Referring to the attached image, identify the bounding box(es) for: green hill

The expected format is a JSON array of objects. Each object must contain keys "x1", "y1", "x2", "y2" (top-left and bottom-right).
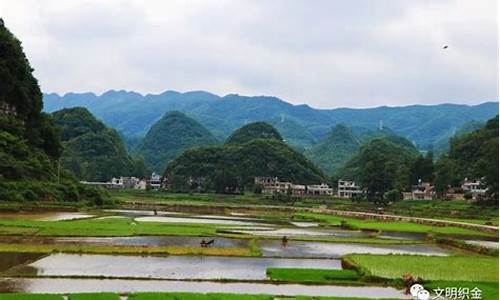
[
  {"x1": 305, "y1": 124, "x2": 360, "y2": 175},
  {"x1": 226, "y1": 122, "x2": 283, "y2": 144},
  {"x1": 434, "y1": 116, "x2": 498, "y2": 199},
  {"x1": 135, "y1": 111, "x2": 218, "y2": 172},
  {"x1": 334, "y1": 137, "x2": 419, "y2": 199},
  {"x1": 165, "y1": 123, "x2": 326, "y2": 193},
  {"x1": 0, "y1": 21, "x2": 105, "y2": 204},
  {"x1": 305, "y1": 124, "x2": 415, "y2": 176},
  {"x1": 433, "y1": 120, "x2": 485, "y2": 155},
  {"x1": 52, "y1": 107, "x2": 147, "y2": 182},
  {"x1": 44, "y1": 89, "x2": 498, "y2": 151},
  {"x1": 268, "y1": 117, "x2": 316, "y2": 150}
]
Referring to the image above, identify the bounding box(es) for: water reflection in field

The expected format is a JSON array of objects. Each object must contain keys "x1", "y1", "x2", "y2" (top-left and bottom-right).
[
  {"x1": 258, "y1": 240, "x2": 450, "y2": 258},
  {"x1": 27, "y1": 253, "x2": 341, "y2": 280},
  {"x1": 0, "y1": 277, "x2": 409, "y2": 298},
  {"x1": 0, "y1": 252, "x2": 45, "y2": 273}
]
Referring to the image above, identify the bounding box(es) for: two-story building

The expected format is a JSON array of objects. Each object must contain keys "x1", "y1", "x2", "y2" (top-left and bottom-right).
[
  {"x1": 403, "y1": 180, "x2": 436, "y2": 200},
  {"x1": 306, "y1": 183, "x2": 334, "y2": 196},
  {"x1": 337, "y1": 180, "x2": 363, "y2": 199},
  {"x1": 462, "y1": 178, "x2": 487, "y2": 200}
]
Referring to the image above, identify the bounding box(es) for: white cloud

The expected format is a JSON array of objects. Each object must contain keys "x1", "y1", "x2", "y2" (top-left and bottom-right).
[{"x1": 0, "y1": 0, "x2": 497, "y2": 108}]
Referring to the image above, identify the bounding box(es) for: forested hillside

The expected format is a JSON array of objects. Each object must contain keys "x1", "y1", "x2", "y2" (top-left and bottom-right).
[
  {"x1": 0, "y1": 21, "x2": 105, "y2": 204},
  {"x1": 164, "y1": 123, "x2": 326, "y2": 193},
  {"x1": 305, "y1": 124, "x2": 361, "y2": 175},
  {"x1": 135, "y1": 111, "x2": 219, "y2": 172},
  {"x1": 52, "y1": 107, "x2": 147, "y2": 181},
  {"x1": 43, "y1": 90, "x2": 498, "y2": 151},
  {"x1": 226, "y1": 122, "x2": 282, "y2": 144},
  {"x1": 333, "y1": 137, "x2": 420, "y2": 200},
  {"x1": 434, "y1": 116, "x2": 499, "y2": 199}
]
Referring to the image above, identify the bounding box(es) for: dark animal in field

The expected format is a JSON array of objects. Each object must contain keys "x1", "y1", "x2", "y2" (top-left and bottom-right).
[
  {"x1": 281, "y1": 235, "x2": 288, "y2": 246},
  {"x1": 201, "y1": 239, "x2": 215, "y2": 247},
  {"x1": 402, "y1": 273, "x2": 423, "y2": 294}
]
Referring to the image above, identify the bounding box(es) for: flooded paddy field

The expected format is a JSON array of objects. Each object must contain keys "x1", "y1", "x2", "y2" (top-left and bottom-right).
[
  {"x1": 14, "y1": 253, "x2": 342, "y2": 280},
  {"x1": 0, "y1": 252, "x2": 45, "y2": 273},
  {"x1": 0, "y1": 277, "x2": 410, "y2": 298},
  {"x1": 227, "y1": 227, "x2": 371, "y2": 238},
  {"x1": 0, "y1": 236, "x2": 249, "y2": 248},
  {"x1": 135, "y1": 216, "x2": 262, "y2": 226},
  {"x1": 0, "y1": 212, "x2": 95, "y2": 221},
  {"x1": 464, "y1": 240, "x2": 499, "y2": 249},
  {"x1": 258, "y1": 240, "x2": 450, "y2": 258},
  {"x1": 0, "y1": 206, "x2": 497, "y2": 299}
]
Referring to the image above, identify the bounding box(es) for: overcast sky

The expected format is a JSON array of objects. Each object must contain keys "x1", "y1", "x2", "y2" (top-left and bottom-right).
[{"x1": 0, "y1": 0, "x2": 498, "y2": 108}]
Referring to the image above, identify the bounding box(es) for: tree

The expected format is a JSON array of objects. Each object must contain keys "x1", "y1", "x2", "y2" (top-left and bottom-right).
[
  {"x1": 337, "y1": 138, "x2": 419, "y2": 202},
  {"x1": 437, "y1": 115, "x2": 499, "y2": 201},
  {"x1": 433, "y1": 156, "x2": 459, "y2": 197},
  {"x1": 409, "y1": 152, "x2": 434, "y2": 185}
]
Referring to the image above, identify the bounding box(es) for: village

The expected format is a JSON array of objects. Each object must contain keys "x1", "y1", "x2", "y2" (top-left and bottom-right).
[{"x1": 81, "y1": 173, "x2": 489, "y2": 202}]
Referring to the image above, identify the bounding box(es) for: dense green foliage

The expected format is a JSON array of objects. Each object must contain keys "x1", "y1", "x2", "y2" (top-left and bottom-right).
[
  {"x1": 434, "y1": 116, "x2": 499, "y2": 200},
  {"x1": 165, "y1": 124, "x2": 326, "y2": 193},
  {"x1": 0, "y1": 22, "x2": 107, "y2": 204},
  {"x1": 432, "y1": 120, "x2": 485, "y2": 155},
  {"x1": 52, "y1": 107, "x2": 147, "y2": 181},
  {"x1": 43, "y1": 90, "x2": 498, "y2": 151},
  {"x1": 334, "y1": 137, "x2": 419, "y2": 202},
  {"x1": 305, "y1": 124, "x2": 361, "y2": 175},
  {"x1": 225, "y1": 122, "x2": 282, "y2": 144},
  {"x1": 135, "y1": 111, "x2": 218, "y2": 172},
  {"x1": 269, "y1": 117, "x2": 316, "y2": 150},
  {"x1": 409, "y1": 152, "x2": 434, "y2": 184}
]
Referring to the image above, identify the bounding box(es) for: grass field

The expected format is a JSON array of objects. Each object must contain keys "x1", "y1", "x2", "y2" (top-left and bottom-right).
[
  {"x1": 0, "y1": 242, "x2": 253, "y2": 257},
  {"x1": 0, "y1": 217, "x2": 219, "y2": 237},
  {"x1": 0, "y1": 295, "x2": 64, "y2": 300},
  {"x1": 295, "y1": 212, "x2": 495, "y2": 237},
  {"x1": 68, "y1": 293, "x2": 121, "y2": 300},
  {"x1": 345, "y1": 254, "x2": 499, "y2": 282},
  {"x1": 266, "y1": 268, "x2": 359, "y2": 283}
]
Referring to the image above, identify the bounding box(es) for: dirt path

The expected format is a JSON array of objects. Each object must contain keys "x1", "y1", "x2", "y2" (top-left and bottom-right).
[{"x1": 306, "y1": 207, "x2": 499, "y2": 233}]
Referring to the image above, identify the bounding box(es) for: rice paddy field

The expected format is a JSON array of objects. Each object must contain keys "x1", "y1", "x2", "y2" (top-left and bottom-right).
[{"x1": 0, "y1": 192, "x2": 498, "y2": 299}]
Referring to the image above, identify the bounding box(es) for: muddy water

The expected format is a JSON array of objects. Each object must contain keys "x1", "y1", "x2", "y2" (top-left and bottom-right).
[
  {"x1": 52, "y1": 236, "x2": 249, "y2": 248},
  {"x1": 378, "y1": 231, "x2": 427, "y2": 241},
  {"x1": 27, "y1": 253, "x2": 341, "y2": 280},
  {"x1": 464, "y1": 240, "x2": 499, "y2": 249},
  {"x1": 135, "y1": 216, "x2": 261, "y2": 226},
  {"x1": 290, "y1": 221, "x2": 319, "y2": 227},
  {"x1": 0, "y1": 252, "x2": 45, "y2": 273},
  {"x1": 229, "y1": 227, "x2": 370, "y2": 238},
  {"x1": 103, "y1": 209, "x2": 185, "y2": 216},
  {"x1": 0, "y1": 278, "x2": 409, "y2": 298},
  {"x1": 0, "y1": 212, "x2": 94, "y2": 221},
  {"x1": 259, "y1": 240, "x2": 449, "y2": 258}
]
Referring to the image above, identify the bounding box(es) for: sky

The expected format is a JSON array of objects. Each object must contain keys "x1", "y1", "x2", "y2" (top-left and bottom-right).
[{"x1": 0, "y1": 0, "x2": 498, "y2": 108}]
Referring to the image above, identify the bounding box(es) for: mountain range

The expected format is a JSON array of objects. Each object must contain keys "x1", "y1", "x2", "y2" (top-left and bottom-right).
[{"x1": 43, "y1": 91, "x2": 498, "y2": 151}]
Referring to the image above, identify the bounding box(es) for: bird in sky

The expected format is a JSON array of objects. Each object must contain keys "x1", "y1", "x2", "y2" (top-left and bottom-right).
[{"x1": 442, "y1": 45, "x2": 448, "y2": 49}]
